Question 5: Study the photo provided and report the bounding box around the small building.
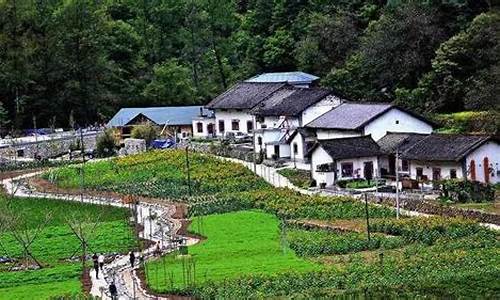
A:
[245,71,319,88]
[250,86,341,159]
[305,103,434,141]
[107,106,212,141]
[286,128,317,164]
[400,134,500,184]
[205,82,286,137]
[308,135,382,187]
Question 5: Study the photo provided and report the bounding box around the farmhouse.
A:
[107,106,212,141]
[305,103,434,141]
[250,86,342,159]
[309,135,382,187]
[203,71,321,139]
[400,134,500,184]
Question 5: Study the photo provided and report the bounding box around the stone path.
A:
[2,172,196,300]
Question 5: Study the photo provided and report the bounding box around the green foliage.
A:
[0,102,9,129]
[439,179,495,203]
[337,179,377,189]
[370,216,492,245]
[95,128,119,157]
[146,211,319,292]
[130,122,158,147]
[286,227,404,256]
[433,110,500,134]
[276,168,311,189]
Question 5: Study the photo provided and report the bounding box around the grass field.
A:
[0,196,136,299]
[146,211,320,292]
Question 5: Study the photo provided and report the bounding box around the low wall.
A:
[366,194,500,225]
[0,132,99,159]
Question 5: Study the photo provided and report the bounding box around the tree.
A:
[396,11,500,112]
[142,60,196,106]
[0,102,9,129]
[324,2,446,102]
[95,128,119,157]
[131,122,158,147]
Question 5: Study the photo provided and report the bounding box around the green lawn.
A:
[146,211,320,292]
[0,196,136,299]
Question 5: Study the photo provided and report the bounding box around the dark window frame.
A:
[218,120,225,133]
[341,162,354,177]
[231,119,240,131]
[196,122,203,133]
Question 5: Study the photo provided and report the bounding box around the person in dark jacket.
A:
[109,281,118,300]
[129,251,135,267]
[92,253,99,279]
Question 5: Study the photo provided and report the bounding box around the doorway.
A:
[364,161,374,181]
[274,145,280,158]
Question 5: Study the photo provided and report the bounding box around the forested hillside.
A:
[0,0,498,129]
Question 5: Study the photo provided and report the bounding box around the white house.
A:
[250,86,342,159]
[400,134,500,185]
[305,103,434,141]
[192,109,216,139]
[286,128,317,164]
[308,135,382,187]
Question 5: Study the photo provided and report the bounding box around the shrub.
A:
[131,122,158,146]
[95,129,118,157]
[277,168,312,189]
[440,179,495,203]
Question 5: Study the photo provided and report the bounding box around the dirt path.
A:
[2,172,198,300]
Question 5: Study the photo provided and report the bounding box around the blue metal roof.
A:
[107,106,213,127]
[245,72,319,84]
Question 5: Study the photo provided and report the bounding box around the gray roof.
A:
[206,82,286,110]
[308,135,382,159]
[107,106,212,127]
[251,87,332,117]
[245,72,319,85]
[377,132,429,154]
[401,134,494,162]
[286,127,317,143]
[305,103,393,130]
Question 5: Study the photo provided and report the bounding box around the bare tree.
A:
[65,211,103,271]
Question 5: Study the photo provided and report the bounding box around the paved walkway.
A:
[2,172,196,300]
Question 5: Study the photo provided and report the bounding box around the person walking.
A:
[109,281,118,300]
[92,253,99,279]
[129,251,135,268]
[98,254,105,271]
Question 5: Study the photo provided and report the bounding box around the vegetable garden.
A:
[43,150,500,298]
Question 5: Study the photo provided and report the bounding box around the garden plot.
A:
[0,196,136,299]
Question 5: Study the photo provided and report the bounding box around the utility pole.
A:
[252,116,257,173]
[395,148,400,219]
[364,193,371,243]
[185,145,192,196]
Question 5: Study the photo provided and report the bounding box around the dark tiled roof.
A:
[401,134,493,161]
[309,135,382,159]
[305,103,393,129]
[251,87,332,116]
[377,132,428,154]
[206,82,286,109]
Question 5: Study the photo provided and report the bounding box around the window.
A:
[450,169,457,179]
[341,162,353,177]
[293,143,298,155]
[416,167,423,179]
[401,159,409,172]
[257,136,262,145]
[196,122,203,133]
[218,120,225,133]
[231,119,240,131]
[395,120,399,124]
[246,120,253,133]
[17,149,25,157]
[207,123,214,134]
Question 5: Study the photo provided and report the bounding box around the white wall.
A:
[215,109,254,135]
[254,129,282,152]
[265,143,291,159]
[363,108,433,141]
[409,160,463,181]
[310,146,334,185]
[316,129,361,140]
[301,95,342,126]
[192,118,215,138]
[290,133,306,161]
[336,156,379,181]
[465,141,500,184]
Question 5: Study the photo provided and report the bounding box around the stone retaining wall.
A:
[0,132,98,159]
